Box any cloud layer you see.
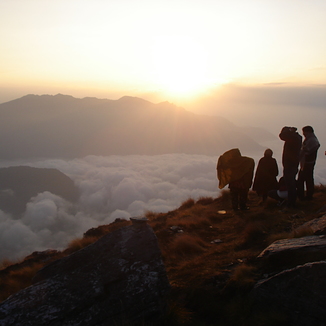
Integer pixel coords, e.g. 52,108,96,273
0,154,219,261
1,152,325,262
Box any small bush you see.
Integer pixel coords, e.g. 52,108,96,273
229,264,257,286
239,221,268,248
67,236,99,253
0,259,17,271
179,198,195,210
144,210,159,220
0,263,43,302
169,234,207,257
267,226,314,245
292,226,314,238
196,197,214,206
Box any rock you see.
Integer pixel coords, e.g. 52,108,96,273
296,214,326,235
257,235,326,274
0,221,170,326
250,261,326,326
317,205,326,213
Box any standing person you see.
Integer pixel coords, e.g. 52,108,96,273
279,126,302,208
297,126,320,200
217,148,255,211
253,148,279,202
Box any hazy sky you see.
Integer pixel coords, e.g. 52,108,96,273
1,0,326,104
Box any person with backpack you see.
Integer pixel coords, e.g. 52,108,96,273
279,126,302,208
217,148,255,211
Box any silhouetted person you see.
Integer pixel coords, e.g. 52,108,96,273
253,148,279,202
217,148,255,211
279,126,302,208
268,176,288,206
297,126,320,201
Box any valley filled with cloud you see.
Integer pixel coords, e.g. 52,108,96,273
1,152,325,262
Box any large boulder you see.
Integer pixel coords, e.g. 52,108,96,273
250,261,326,326
0,219,170,326
257,235,326,274
295,214,326,235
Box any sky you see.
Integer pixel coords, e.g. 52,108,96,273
1,0,326,106
0,1,326,262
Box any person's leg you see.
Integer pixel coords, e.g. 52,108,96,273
297,169,305,200
230,187,239,210
305,163,315,199
239,188,249,210
284,167,298,207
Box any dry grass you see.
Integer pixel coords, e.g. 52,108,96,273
0,262,43,302
66,236,100,253
1,186,326,325
168,234,207,258
0,259,19,271
179,198,195,210
229,264,258,287
267,225,314,244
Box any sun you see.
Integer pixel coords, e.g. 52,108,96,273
150,35,215,99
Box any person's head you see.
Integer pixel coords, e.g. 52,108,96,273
264,148,273,157
302,125,314,137
281,126,297,133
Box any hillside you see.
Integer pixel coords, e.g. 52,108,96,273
0,94,272,159
1,186,326,325
0,166,79,216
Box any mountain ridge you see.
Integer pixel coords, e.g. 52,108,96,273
0,94,271,159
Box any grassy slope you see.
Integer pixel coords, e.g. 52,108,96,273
1,186,326,325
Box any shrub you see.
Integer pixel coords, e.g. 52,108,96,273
67,236,99,253
239,221,268,248
144,210,159,220
0,263,43,302
267,225,314,245
0,259,17,271
196,197,214,206
179,198,195,210
169,234,207,257
229,264,257,286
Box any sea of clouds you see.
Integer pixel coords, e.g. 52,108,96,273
0,152,325,262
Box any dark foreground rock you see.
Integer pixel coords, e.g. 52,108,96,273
296,214,326,235
257,234,326,274
250,261,326,326
0,219,170,326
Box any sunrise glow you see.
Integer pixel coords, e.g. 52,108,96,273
0,0,325,103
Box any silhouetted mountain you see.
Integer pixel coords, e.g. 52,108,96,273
0,166,79,216
0,94,270,159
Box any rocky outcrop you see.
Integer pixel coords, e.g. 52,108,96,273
251,261,326,326
296,214,326,235
0,218,170,326
249,214,326,325
257,235,326,274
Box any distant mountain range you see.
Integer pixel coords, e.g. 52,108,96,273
0,94,275,159
0,166,79,216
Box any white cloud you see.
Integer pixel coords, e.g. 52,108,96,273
0,154,219,261
1,152,325,262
